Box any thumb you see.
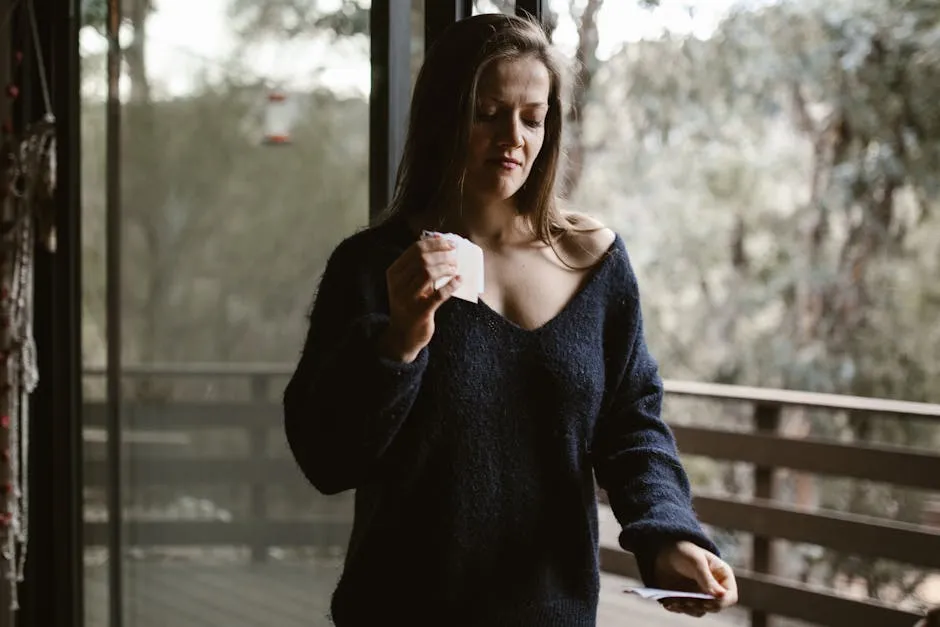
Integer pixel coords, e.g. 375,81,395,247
694,555,726,597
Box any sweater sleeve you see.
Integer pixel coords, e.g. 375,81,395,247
283,238,428,495
590,252,718,587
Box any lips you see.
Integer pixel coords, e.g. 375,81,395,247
490,156,522,169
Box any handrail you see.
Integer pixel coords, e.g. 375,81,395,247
80,363,940,419
82,363,296,377
78,364,940,626
665,379,940,419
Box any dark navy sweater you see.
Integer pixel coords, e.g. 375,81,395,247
283,218,717,626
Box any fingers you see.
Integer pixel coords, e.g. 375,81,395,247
655,543,738,616
390,241,459,301
707,555,738,608
431,275,463,304
692,552,726,598
405,260,459,296
388,237,455,274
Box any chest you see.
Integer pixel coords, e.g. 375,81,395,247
426,292,609,445
479,247,590,332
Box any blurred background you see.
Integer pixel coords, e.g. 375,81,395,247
76,0,940,625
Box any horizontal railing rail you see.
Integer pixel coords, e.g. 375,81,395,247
82,363,940,421
80,364,940,627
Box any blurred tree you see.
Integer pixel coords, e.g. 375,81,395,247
228,0,370,39
584,0,940,604
79,0,371,383
228,0,620,196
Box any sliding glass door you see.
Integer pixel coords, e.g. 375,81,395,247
80,1,378,624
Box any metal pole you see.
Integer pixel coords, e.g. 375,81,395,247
105,0,124,624
51,0,85,624
369,0,412,219
515,0,544,21
18,0,84,624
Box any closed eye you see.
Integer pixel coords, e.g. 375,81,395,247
475,111,544,129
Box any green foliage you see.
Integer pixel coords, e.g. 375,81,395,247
575,0,940,605
81,0,107,27
83,84,369,369
228,0,370,39
592,0,940,397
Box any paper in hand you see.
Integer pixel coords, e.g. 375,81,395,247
421,230,485,303
624,587,716,602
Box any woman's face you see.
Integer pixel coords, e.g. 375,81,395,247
464,55,551,207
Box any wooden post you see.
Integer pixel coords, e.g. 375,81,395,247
249,375,268,562
751,402,782,627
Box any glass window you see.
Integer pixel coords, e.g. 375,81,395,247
81,0,371,624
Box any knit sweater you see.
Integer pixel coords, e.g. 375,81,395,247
283,217,717,626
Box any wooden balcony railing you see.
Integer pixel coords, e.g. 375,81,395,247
81,365,940,627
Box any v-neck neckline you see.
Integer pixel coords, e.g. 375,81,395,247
473,236,620,335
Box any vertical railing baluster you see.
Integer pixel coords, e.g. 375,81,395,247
751,401,782,627
249,374,268,562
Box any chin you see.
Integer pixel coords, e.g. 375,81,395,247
466,171,527,205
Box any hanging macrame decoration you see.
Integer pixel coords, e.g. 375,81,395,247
0,0,57,611
262,89,293,145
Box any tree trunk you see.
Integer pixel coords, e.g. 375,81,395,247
122,0,173,399
561,0,602,198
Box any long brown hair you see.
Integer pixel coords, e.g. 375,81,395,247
380,13,573,244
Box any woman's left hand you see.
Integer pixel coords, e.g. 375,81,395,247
652,540,738,617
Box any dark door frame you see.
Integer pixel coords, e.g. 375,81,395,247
18,0,83,626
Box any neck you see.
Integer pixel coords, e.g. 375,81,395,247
443,196,531,246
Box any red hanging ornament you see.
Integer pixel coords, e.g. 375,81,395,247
262,90,293,145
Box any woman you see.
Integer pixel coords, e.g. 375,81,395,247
284,13,737,626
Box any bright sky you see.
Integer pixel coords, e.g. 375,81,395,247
80,0,752,99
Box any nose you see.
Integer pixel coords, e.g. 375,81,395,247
496,113,523,148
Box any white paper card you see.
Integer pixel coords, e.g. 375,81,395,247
421,231,485,303
624,587,716,602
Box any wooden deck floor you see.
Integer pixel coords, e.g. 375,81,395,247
85,561,745,627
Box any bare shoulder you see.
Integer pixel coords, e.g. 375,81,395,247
557,212,617,268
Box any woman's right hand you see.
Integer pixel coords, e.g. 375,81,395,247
379,236,462,363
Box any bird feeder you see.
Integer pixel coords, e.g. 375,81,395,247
262,90,292,145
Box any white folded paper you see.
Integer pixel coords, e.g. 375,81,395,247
421,230,485,303
624,587,716,602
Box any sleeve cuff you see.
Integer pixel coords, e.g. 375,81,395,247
621,526,720,587
347,313,429,387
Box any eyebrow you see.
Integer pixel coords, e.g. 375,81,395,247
479,97,549,109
